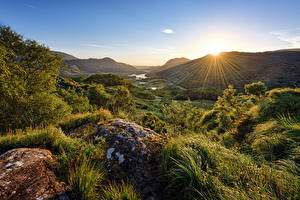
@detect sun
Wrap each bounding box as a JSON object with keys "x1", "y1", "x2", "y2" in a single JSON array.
[{"x1": 204, "y1": 42, "x2": 228, "y2": 56}]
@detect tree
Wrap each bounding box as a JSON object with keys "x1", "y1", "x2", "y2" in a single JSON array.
[
  {"x1": 88, "y1": 84, "x2": 111, "y2": 108},
  {"x1": 0, "y1": 25, "x2": 71, "y2": 130},
  {"x1": 244, "y1": 81, "x2": 267, "y2": 98},
  {"x1": 109, "y1": 86, "x2": 135, "y2": 114},
  {"x1": 58, "y1": 88, "x2": 91, "y2": 113}
]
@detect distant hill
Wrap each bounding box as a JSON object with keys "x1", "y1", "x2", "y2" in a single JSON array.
[
  {"x1": 52, "y1": 51, "x2": 78, "y2": 60},
  {"x1": 53, "y1": 51, "x2": 140, "y2": 77},
  {"x1": 153, "y1": 57, "x2": 190, "y2": 73},
  {"x1": 155, "y1": 50, "x2": 300, "y2": 90}
]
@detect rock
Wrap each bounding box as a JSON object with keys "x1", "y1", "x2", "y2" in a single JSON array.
[
  {"x1": 0, "y1": 148, "x2": 68, "y2": 200},
  {"x1": 93, "y1": 119, "x2": 166, "y2": 199}
]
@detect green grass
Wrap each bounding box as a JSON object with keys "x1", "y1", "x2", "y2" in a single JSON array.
[
  {"x1": 58, "y1": 109, "x2": 112, "y2": 132},
  {"x1": 0, "y1": 126, "x2": 106, "y2": 194},
  {"x1": 69, "y1": 155, "x2": 104, "y2": 200},
  {"x1": 160, "y1": 135, "x2": 299, "y2": 200},
  {"x1": 100, "y1": 181, "x2": 141, "y2": 200}
]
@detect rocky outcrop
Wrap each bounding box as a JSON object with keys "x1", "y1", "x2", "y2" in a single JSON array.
[
  {"x1": 0, "y1": 148, "x2": 68, "y2": 200},
  {"x1": 92, "y1": 119, "x2": 166, "y2": 199}
]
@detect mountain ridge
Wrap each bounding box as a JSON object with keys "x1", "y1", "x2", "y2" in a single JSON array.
[
  {"x1": 52, "y1": 51, "x2": 140, "y2": 77},
  {"x1": 154, "y1": 50, "x2": 300, "y2": 90}
]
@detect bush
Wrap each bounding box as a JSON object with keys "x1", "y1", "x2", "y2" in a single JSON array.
[
  {"x1": 109, "y1": 86, "x2": 136, "y2": 114},
  {"x1": 88, "y1": 84, "x2": 111, "y2": 108},
  {"x1": 139, "y1": 112, "x2": 167, "y2": 133},
  {"x1": 130, "y1": 87, "x2": 155, "y2": 100},
  {"x1": 162, "y1": 100, "x2": 204, "y2": 132},
  {"x1": 84, "y1": 74, "x2": 132, "y2": 87},
  {"x1": 58, "y1": 88, "x2": 91, "y2": 113},
  {"x1": 244, "y1": 81, "x2": 267, "y2": 98}
]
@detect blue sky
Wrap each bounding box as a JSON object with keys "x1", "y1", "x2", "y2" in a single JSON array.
[{"x1": 1, "y1": 0, "x2": 300, "y2": 65}]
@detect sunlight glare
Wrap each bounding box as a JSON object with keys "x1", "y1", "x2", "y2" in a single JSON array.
[{"x1": 205, "y1": 42, "x2": 227, "y2": 56}]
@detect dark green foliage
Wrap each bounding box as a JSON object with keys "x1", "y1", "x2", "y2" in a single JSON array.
[
  {"x1": 244, "y1": 81, "x2": 267, "y2": 98},
  {"x1": 130, "y1": 87, "x2": 155, "y2": 100},
  {"x1": 0, "y1": 25, "x2": 70, "y2": 130},
  {"x1": 139, "y1": 112, "x2": 167, "y2": 133},
  {"x1": 109, "y1": 86, "x2": 136, "y2": 114},
  {"x1": 88, "y1": 84, "x2": 111, "y2": 108},
  {"x1": 173, "y1": 87, "x2": 221, "y2": 101},
  {"x1": 162, "y1": 100, "x2": 204, "y2": 133},
  {"x1": 84, "y1": 74, "x2": 132, "y2": 87},
  {"x1": 58, "y1": 88, "x2": 91, "y2": 113}
]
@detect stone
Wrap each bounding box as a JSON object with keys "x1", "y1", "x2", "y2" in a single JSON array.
[
  {"x1": 92, "y1": 119, "x2": 166, "y2": 199},
  {"x1": 0, "y1": 148, "x2": 68, "y2": 200}
]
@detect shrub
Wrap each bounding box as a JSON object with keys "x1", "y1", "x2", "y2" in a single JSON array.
[
  {"x1": 244, "y1": 81, "x2": 267, "y2": 98},
  {"x1": 84, "y1": 74, "x2": 132, "y2": 87},
  {"x1": 88, "y1": 84, "x2": 111, "y2": 108},
  {"x1": 130, "y1": 87, "x2": 155, "y2": 100},
  {"x1": 139, "y1": 112, "x2": 167, "y2": 133},
  {"x1": 109, "y1": 86, "x2": 136, "y2": 114},
  {"x1": 100, "y1": 181, "x2": 141, "y2": 200},
  {"x1": 162, "y1": 100, "x2": 204, "y2": 132},
  {"x1": 58, "y1": 88, "x2": 91, "y2": 113}
]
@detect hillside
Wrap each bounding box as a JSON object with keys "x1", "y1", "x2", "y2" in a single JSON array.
[
  {"x1": 155, "y1": 51, "x2": 300, "y2": 90},
  {"x1": 54, "y1": 51, "x2": 140, "y2": 77},
  {"x1": 153, "y1": 57, "x2": 190, "y2": 73},
  {"x1": 52, "y1": 51, "x2": 78, "y2": 60}
]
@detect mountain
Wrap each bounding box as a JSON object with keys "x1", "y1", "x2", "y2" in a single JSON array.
[
  {"x1": 155, "y1": 50, "x2": 300, "y2": 90},
  {"x1": 154, "y1": 57, "x2": 190, "y2": 72},
  {"x1": 52, "y1": 51, "x2": 78, "y2": 60},
  {"x1": 52, "y1": 51, "x2": 140, "y2": 77}
]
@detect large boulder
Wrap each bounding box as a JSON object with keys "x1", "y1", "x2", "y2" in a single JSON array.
[
  {"x1": 0, "y1": 148, "x2": 68, "y2": 200},
  {"x1": 92, "y1": 119, "x2": 166, "y2": 199}
]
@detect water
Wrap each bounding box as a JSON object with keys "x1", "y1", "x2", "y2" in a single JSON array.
[{"x1": 128, "y1": 73, "x2": 147, "y2": 80}]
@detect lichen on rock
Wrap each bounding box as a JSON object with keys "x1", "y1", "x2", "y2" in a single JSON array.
[
  {"x1": 93, "y1": 119, "x2": 166, "y2": 199},
  {"x1": 0, "y1": 148, "x2": 69, "y2": 200}
]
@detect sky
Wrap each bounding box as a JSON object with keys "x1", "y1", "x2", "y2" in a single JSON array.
[{"x1": 1, "y1": 0, "x2": 300, "y2": 65}]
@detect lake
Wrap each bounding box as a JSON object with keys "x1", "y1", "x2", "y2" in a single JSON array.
[{"x1": 128, "y1": 73, "x2": 147, "y2": 80}]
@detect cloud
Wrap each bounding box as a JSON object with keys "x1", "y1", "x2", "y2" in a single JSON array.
[
  {"x1": 270, "y1": 28, "x2": 300, "y2": 47},
  {"x1": 162, "y1": 29, "x2": 174, "y2": 34}
]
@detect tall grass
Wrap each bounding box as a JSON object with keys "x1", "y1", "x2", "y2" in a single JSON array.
[
  {"x1": 160, "y1": 135, "x2": 299, "y2": 200},
  {"x1": 69, "y1": 155, "x2": 104, "y2": 200},
  {"x1": 58, "y1": 109, "x2": 112, "y2": 132},
  {"x1": 100, "y1": 181, "x2": 141, "y2": 200}
]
